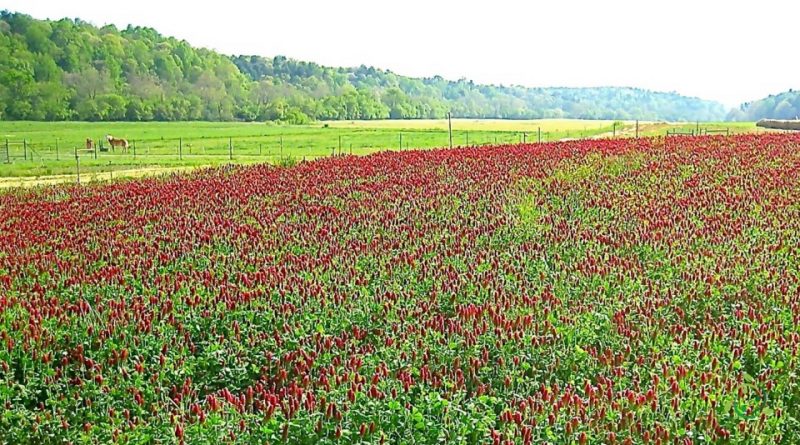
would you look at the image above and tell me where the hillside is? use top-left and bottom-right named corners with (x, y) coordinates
top-left (232, 56), bottom-right (727, 121)
top-left (729, 90), bottom-right (800, 121)
top-left (0, 11), bottom-right (728, 122)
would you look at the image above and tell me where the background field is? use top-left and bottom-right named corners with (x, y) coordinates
top-left (0, 119), bottom-right (758, 186)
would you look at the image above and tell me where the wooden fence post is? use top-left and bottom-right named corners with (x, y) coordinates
top-left (448, 112), bottom-right (453, 149)
top-left (75, 151), bottom-right (81, 185)
top-left (229, 137), bottom-right (233, 160)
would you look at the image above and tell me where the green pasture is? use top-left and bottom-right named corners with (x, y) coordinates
top-left (0, 119), bottom-right (758, 182)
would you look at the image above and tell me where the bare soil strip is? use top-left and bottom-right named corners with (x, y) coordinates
top-left (0, 165), bottom-right (206, 189)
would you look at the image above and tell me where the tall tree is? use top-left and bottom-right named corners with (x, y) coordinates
top-left (0, 10), bottom-right (731, 122)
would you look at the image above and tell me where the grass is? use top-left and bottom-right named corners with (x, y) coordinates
top-left (635, 121), bottom-right (759, 137)
top-left (321, 118), bottom-right (618, 131)
top-left (0, 119), bottom-right (760, 183)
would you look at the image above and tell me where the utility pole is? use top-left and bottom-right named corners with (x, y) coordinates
top-left (447, 112), bottom-right (453, 149)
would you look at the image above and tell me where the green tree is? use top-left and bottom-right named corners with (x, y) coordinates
top-left (0, 10), bottom-right (732, 123)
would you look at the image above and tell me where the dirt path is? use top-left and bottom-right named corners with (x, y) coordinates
top-left (0, 165), bottom-right (207, 189)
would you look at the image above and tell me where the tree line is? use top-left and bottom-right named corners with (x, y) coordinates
top-left (1, 11), bottom-right (731, 123)
top-left (729, 90), bottom-right (800, 122)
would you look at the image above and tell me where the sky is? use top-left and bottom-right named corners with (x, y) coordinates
top-left (5, 0), bottom-right (798, 107)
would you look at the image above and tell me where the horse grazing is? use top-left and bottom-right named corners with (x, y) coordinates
top-left (106, 135), bottom-right (129, 153)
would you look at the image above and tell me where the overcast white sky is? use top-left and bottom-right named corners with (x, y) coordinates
top-left (6, 0), bottom-right (798, 107)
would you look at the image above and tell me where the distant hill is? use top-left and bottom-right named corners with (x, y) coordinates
top-left (729, 90), bottom-right (800, 121)
top-left (232, 55), bottom-right (728, 122)
top-left (0, 10), bottom-right (728, 122)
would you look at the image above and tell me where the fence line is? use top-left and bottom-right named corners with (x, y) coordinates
top-left (2, 127), bottom-right (743, 164)
top-left (665, 127), bottom-right (731, 137)
top-left (0, 126), bottom-right (742, 185)
top-left (0, 130), bottom-right (560, 165)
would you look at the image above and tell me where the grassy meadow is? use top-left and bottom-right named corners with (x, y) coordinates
top-left (0, 119), bottom-right (758, 186)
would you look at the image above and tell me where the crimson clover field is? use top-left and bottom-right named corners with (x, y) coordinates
top-left (1, 134), bottom-right (800, 444)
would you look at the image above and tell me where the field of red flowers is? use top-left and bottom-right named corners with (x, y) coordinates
top-left (1, 134), bottom-right (800, 444)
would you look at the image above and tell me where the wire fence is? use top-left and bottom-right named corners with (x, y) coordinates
top-left (665, 127), bottom-right (731, 137)
top-left (1, 129), bottom-right (580, 166)
top-left (0, 124), bottom-right (740, 186)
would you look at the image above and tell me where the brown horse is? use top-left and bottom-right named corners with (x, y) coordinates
top-left (106, 135), bottom-right (129, 153)
top-left (85, 138), bottom-right (94, 150)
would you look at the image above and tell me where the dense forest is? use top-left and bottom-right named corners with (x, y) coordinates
top-left (0, 11), bottom-right (731, 122)
top-left (231, 56), bottom-right (727, 122)
top-left (729, 90), bottom-right (800, 121)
